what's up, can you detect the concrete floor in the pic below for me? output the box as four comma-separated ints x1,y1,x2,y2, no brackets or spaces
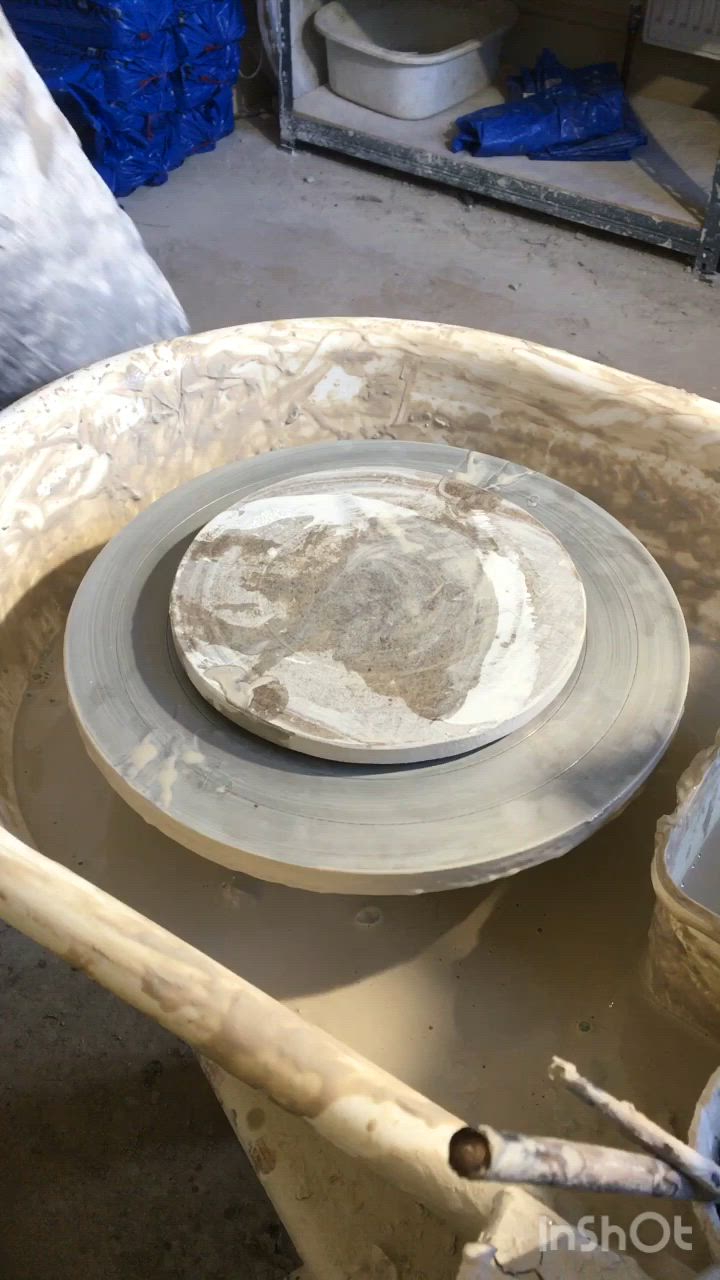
3,115,720,1280
130,116,720,398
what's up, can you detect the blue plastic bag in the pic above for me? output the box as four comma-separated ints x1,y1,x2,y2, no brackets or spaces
507,49,617,99
531,122,646,161
453,86,625,157
452,50,646,161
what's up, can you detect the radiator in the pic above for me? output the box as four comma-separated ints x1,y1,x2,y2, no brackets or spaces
644,0,720,59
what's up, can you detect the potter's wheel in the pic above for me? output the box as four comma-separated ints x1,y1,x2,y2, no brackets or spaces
64,442,689,894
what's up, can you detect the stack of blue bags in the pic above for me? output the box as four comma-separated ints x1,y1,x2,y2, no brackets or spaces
6,0,246,196
452,50,646,161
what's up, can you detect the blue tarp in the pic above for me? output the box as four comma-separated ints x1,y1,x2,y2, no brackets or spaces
5,0,245,195
452,50,647,162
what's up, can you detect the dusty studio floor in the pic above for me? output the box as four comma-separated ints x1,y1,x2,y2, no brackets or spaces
2,115,720,1280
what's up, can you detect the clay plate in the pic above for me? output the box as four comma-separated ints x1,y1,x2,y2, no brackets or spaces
169,465,586,764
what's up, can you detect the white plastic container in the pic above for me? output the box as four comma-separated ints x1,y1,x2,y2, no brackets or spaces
314,0,518,120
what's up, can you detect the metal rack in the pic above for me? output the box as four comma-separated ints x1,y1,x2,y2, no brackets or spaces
277,0,720,278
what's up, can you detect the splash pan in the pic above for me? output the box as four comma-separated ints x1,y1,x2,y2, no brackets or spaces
2,320,720,1278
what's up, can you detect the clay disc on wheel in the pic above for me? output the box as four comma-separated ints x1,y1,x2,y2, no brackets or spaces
169,468,586,763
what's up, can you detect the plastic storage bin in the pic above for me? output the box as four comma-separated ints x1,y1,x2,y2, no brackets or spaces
647,732,720,1042
314,0,517,120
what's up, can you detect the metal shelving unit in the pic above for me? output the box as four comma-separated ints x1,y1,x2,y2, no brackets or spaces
277,0,720,277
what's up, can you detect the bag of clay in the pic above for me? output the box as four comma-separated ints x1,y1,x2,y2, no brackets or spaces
0,10,188,409
25,34,178,114
4,0,175,52
5,0,245,195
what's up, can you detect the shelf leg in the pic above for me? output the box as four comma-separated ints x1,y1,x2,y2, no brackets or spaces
695,147,720,281
278,0,296,152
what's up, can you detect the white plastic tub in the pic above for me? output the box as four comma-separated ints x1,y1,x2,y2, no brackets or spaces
648,731,720,1041
314,0,518,120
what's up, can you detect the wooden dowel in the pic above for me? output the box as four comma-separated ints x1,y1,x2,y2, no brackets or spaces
449,1125,716,1200
550,1057,720,1200
0,827,497,1232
